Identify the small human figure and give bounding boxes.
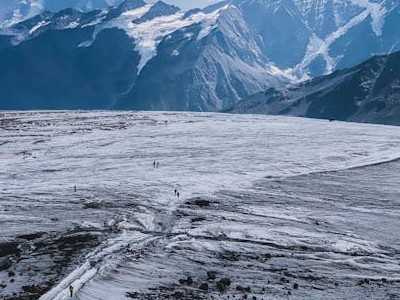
[74,185,76,192]
[153,161,156,168]
[174,189,177,196]
[177,192,180,199]
[69,284,74,297]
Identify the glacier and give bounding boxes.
[0,111,399,299]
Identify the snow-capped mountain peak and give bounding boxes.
[87,3,231,75]
[0,0,399,113]
[0,0,125,28]
[113,0,146,14]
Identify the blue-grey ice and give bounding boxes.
[0,111,399,299]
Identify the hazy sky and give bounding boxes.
[155,0,221,10]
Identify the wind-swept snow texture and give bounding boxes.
[0,111,400,300]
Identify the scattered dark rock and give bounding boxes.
[382,278,387,283]
[126,291,139,298]
[199,282,208,291]
[19,232,44,241]
[3,230,103,299]
[217,277,231,292]
[357,279,364,285]
[219,251,240,261]
[242,294,248,299]
[207,271,216,280]
[252,296,257,300]
[179,276,193,286]
[217,281,227,292]
[21,284,46,294]
[300,245,310,251]
[0,258,12,271]
[334,282,339,287]
[264,253,271,260]
[191,217,206,223]
[173,291,184,298]
[236,285,251,293]
[220,278,231,286]
[189,199,210,207]
[127,288,206,299]
[304,274,320,281]
[284,271,293,277]
[0,242,19,257]
[83,201,102,209]
[293,282,299,289]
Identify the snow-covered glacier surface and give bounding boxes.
[0,111,399,300]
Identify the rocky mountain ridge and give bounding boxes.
[226,49,400,125]
[0,0,399,112]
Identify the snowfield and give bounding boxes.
[0,111,399,300]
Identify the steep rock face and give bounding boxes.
[105,0,146,20]
[0,1,290,110]
[115,5,284,111]
[0,27,140,109]
[234,0,400,77]
[226,50,400,125]
[236,0,310,68]
[133,1,180,23]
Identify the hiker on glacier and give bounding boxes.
[69,284,74,297]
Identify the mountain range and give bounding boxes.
[226,49,400,125]
[0,0,125,28]
[0,0,399,113]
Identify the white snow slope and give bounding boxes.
[0,111,399,300]
[94,4,229,75]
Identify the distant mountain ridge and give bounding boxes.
[232,0,400,77]
[0,0,399,112]
[0,0,290,110]
[225,50,400,126]
[0,0,125,28]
